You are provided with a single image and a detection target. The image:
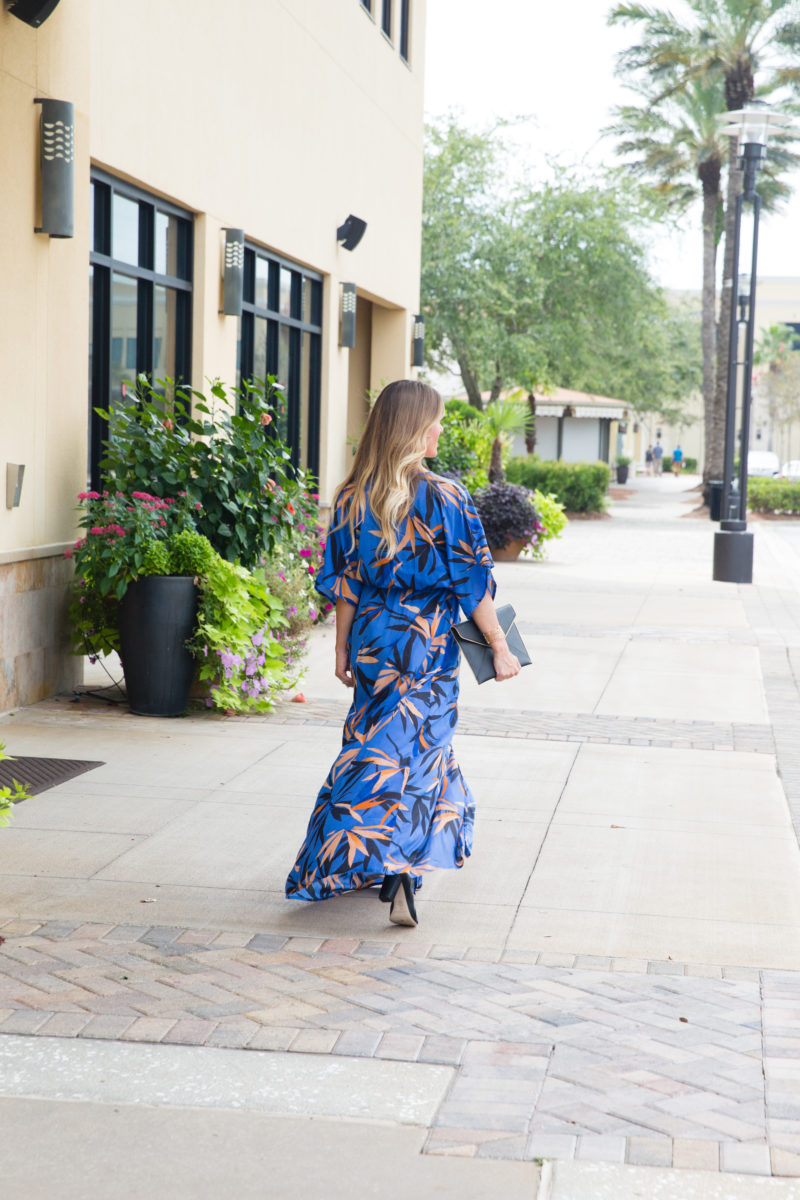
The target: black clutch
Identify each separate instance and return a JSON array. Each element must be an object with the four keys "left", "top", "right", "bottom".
[{"left": 451, "top": 603, "right": 531, "bottom": 684}]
